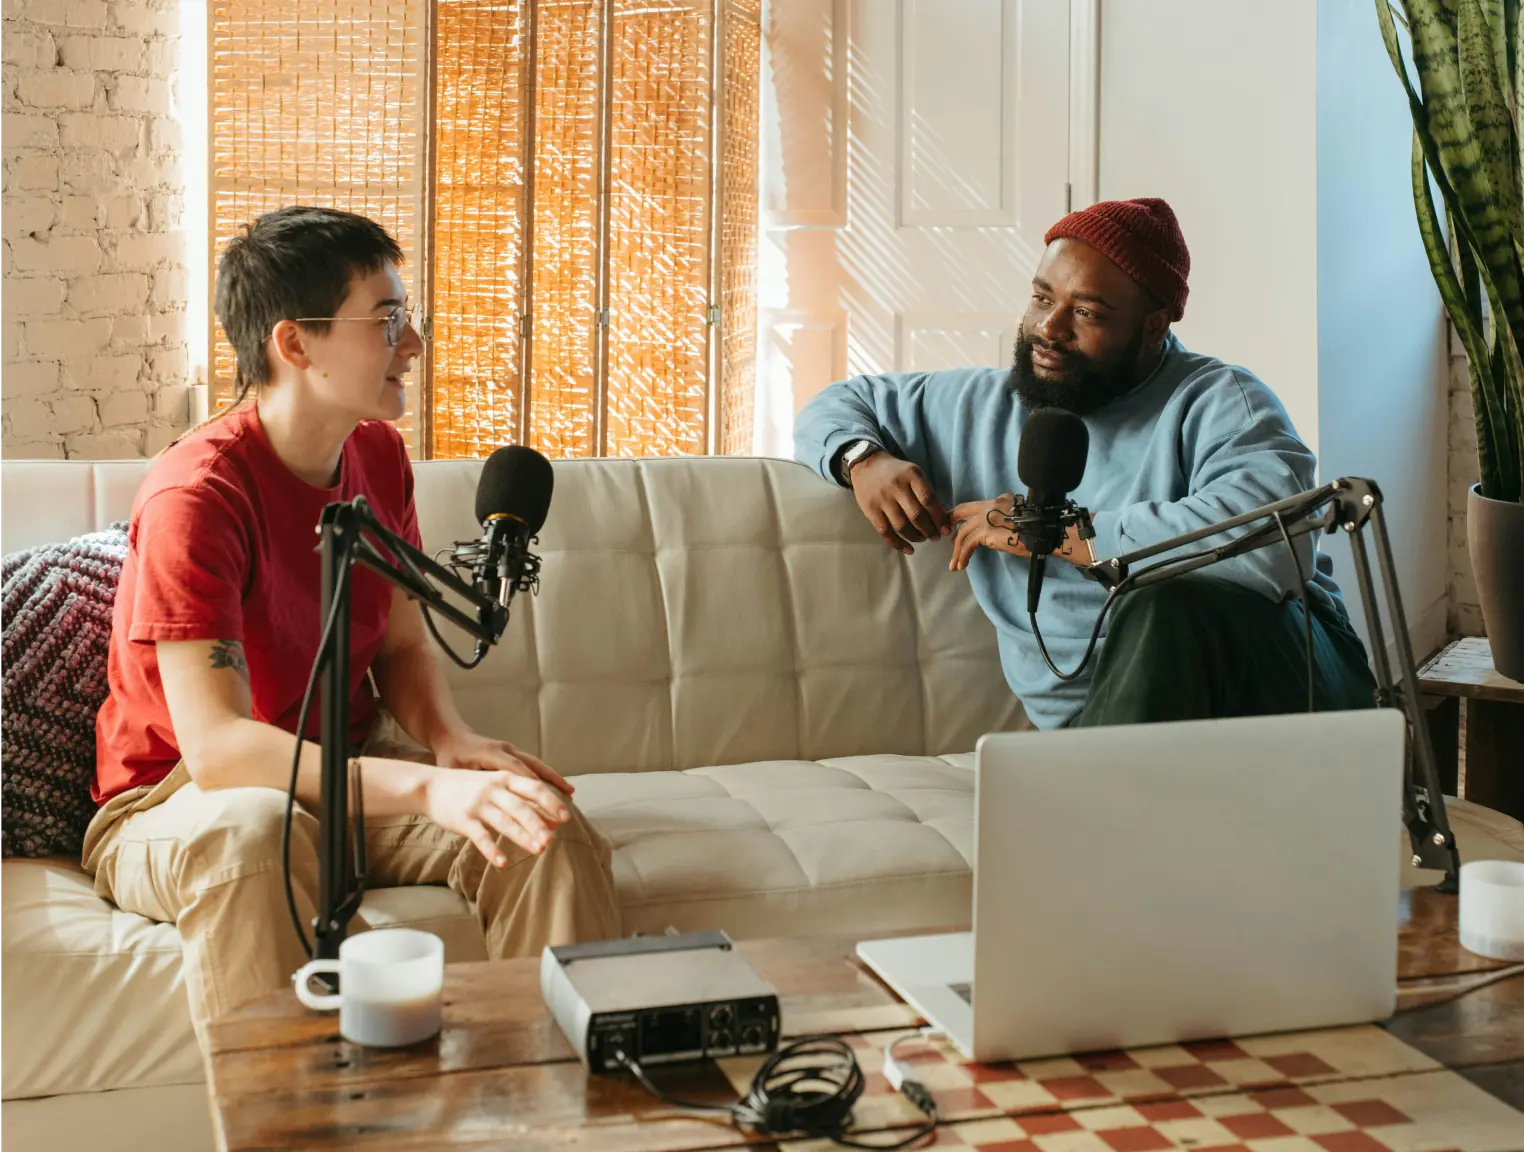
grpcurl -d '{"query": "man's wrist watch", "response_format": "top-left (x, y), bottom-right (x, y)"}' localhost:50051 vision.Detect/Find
top-left (838, 439), bottom-right (881, 486)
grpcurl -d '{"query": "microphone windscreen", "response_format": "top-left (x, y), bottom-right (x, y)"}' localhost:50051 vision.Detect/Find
top-left (1017, 408), bottom-right (1089, 497)
top-left (475, 445), bottom-right (554, 532)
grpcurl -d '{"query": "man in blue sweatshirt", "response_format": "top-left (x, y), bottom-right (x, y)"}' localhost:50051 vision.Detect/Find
top-left (794, 197), bottom-right (1376, 729)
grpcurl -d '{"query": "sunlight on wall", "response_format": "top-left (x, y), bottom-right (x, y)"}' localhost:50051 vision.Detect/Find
top-left (753, 226), bottom-right (792, 455)
top-left (179, 0), bottom-right (208, 392)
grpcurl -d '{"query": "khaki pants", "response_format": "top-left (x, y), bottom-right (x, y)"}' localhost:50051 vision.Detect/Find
top-left (81, 716), bottom-right (621, 1047)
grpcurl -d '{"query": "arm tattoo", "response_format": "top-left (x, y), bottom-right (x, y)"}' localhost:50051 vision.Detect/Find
top-left (209, 639), bottom-right (249, 680)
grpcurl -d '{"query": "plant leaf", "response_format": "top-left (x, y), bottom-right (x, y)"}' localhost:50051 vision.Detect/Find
top-left (1490, 335), bottom-right (1524, 501)
top-left (1478, 0), bottom-right (1512, 114)
top-left (1411, 1), bottom-right (1524, 447)
top-left (1516, 0), bottom-right (1523, 222)
top-left (1458, 0), bottom-right (1522, 244)
top-left (1474, 232), bottom-right (1524, 500)
top-left (1378, 0), bottom-right (1413, 82)
top-left (1457, 209), bottom-right (1486, 319)
top-left (1418, 136), bottom-right (1509, 496)
top-left (1380, 0), bottom-right (1524, 496)
top-left (1449, 200), bottom-right (1523, 501)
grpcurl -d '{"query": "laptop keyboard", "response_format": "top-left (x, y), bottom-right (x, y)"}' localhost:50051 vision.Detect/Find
top-left (949, 981), bottom-right (972, 1004)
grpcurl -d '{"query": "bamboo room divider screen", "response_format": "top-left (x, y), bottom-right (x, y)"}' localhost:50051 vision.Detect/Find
top-left (210, 0), bottom-right (761, 459)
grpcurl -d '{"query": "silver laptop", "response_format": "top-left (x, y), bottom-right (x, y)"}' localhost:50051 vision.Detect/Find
top-left (856, 711), bottom-right (1404, 1063)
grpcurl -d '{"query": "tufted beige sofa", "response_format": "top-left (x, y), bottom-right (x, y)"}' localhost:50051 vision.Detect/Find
top-left (1, 454), bottom-right (1029, 1151)
top-left (5, 455), bottom-right (1521, 1152)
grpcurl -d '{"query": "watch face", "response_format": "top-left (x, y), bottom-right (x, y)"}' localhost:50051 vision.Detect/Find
top-left (842, 443), bottom-right (869, 480)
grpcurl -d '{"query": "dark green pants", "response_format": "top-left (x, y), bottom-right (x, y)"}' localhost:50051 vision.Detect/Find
top-left (1072, 575), bottom-right (1378, 727)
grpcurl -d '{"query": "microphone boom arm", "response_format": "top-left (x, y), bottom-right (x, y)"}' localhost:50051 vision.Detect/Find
top-left (353, 508), bottom-right (511, 643)
top-left (1061, 477), bottom-right (1458, 891)
top-left (313, 497), bottom-right (511, 970)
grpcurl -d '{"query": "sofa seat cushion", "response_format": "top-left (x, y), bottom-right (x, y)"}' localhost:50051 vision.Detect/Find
top-left (0, 857), bottom-right (482, 1099)
top-left (1, 857), bottom-right (199, 1100)
top-left (574, 754), bottom-right (978, 939)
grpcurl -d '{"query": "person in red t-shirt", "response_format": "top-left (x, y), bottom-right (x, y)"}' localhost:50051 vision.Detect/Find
top-left (82, 207), bottom-right (620, 1046)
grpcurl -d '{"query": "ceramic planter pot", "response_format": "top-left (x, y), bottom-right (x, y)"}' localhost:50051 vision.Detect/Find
top-left (1467, 483), bottom-right (1524, 682)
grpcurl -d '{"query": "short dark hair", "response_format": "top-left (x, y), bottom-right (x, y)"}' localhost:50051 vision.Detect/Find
top-left (213, 206), bottom-right (404, 401)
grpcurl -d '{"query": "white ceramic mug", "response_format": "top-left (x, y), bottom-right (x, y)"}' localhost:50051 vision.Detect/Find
top-left (293, 928), bottom-right (445, 1047)
top-left (1459, 859), bottom-right (1524, 961)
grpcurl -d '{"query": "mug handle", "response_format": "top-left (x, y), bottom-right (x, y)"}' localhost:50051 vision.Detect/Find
top-left (293, 960), bottom-right (342, 1011)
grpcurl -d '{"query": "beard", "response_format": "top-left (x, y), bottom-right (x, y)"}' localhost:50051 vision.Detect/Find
top-left (1009, 324), bottom-right (1147, 415)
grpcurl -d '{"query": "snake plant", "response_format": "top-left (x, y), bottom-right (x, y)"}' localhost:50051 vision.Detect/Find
top-left (1378, 0), bottom-right (1524, 502)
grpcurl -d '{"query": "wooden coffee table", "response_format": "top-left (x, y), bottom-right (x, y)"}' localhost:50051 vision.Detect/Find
top-left (205, 889), bottom-right (1524, 1150)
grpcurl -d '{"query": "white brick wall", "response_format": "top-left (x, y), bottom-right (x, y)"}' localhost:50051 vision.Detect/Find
top-left (1447, 345), bottom-right (1486, 636)
top-left (2, 0), bottom-right (189, 460)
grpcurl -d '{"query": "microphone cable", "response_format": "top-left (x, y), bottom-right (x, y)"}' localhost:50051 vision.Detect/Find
top-left (417, 601), bottom-right (489, 669)
top-left (988, 501), bottom-right (1121, 684)
top-left (1026, 501), bottom-right (1317, 699)
top-left (1029, 583), bottom-right (1121, 683)
top-left (615, 1035), bottom-right (938, 1149)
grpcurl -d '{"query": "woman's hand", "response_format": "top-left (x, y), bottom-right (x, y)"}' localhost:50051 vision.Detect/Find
top-left (422, 766), bottom-right (572, 865)
top-left (424, 730), bottom-right (579, 864)
top-left (432, 729), bottom-right (574, 795)
top-left (948, 495), bottom-right (1025, 571)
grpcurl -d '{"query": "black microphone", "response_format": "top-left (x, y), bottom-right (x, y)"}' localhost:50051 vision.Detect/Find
top-left (452, 445), bottom-right (554, 611)
top-left (1015, 409), bottom-right (1089, 616)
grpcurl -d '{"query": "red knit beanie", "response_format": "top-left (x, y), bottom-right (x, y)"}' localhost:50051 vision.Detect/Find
top-left (1044, 197), bottom-right (1190, 321)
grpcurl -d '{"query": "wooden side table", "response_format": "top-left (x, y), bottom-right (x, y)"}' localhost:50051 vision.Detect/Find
top-left (1419, 636), bottom-right (1524, 822)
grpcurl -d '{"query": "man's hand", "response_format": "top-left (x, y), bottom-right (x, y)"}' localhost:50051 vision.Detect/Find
top-left (423, 766), bottom-right (572, 866)
top-left (432, 729), bottom-right (574, 796)
top-left (949, 495), bottom-right (1024, 571)
top-left (850, 452), bottom-right (952, 555)
top-left (948, 498), bottom-right (1097, 572)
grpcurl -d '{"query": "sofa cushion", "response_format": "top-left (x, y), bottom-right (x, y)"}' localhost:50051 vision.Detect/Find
top-left (573, 753), bottom-right (978, 938)
top-left (0, 856), bottom-right (201, 1099)
top-left (0, 857), bottom-right (483, 1099)
top-left (1, 523), bottom-right (129, 858)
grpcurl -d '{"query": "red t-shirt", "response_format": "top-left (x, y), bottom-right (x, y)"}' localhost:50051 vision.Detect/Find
top-left (93, 404), bottom-right (420, 805)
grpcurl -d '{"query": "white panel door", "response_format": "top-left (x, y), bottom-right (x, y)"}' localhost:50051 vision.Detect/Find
top-left (755, 0), bottom-right (1091, 456)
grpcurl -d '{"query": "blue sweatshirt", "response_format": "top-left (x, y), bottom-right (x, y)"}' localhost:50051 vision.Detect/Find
top-left (793, 333), bottom-right (1347, 728)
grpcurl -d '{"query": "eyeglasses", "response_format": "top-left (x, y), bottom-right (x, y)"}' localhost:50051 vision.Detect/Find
top-left (291, 303), bottom-right (426, 347)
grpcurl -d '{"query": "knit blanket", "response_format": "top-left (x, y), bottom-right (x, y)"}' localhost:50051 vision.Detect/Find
top-left (1, 523), bottom-right (128, 858)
